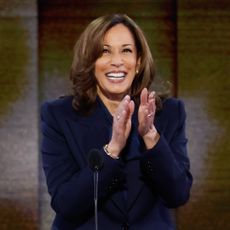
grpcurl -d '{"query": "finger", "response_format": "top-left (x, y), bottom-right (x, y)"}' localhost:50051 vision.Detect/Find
top-left (117, 100), bottom-right (135, 132)
top-left (118, 109), bottom-right (128, 128)
top-left (128, 100), bottom-right (135, 119)
top-left (115, 95), bottom-right (130, 121)
top-left (140, 88), bottom-right (148, 105)
top-left (123, 94), bottom-right (130, 103)
top-left (122, 99), bottom-right (134, 123)
top-left (147, 99), bottom-right (155, 119)
top-left (148, 92), bottom-right (156, 112)
top-left (148, 97), bottom-right (155, 114)
top-left (117, 95), bottom-right (130, 110)
top-left (120, 95), bottom-right (131, 114)
top-left (148, 91), bottom-right (155, 101)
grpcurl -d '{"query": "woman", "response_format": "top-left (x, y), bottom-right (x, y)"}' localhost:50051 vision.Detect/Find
top-left (41, 14), bottom-right (192, 230)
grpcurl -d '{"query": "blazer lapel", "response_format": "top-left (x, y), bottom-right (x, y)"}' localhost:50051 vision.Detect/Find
top-left (110, 190), bottom-right (127, 216)
top-left (66, 115), bottom-right (111, 166)
top-left (125, 160), bottom-right (145, 211)
top-left (125, 110), bottom-right (165, 211)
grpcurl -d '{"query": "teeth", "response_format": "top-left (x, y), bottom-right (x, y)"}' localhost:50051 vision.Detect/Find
top-left (107, 72), bottom-right (125, 78)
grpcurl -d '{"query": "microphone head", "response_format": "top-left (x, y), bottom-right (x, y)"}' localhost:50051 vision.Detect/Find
top-left (88, 149), bottom-right (104, 171)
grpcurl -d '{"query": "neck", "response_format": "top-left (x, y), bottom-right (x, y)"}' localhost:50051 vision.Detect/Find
top-left (97, 90), bottom-right (124, 115)
top-left (99, 94), bottom-right (122, 115)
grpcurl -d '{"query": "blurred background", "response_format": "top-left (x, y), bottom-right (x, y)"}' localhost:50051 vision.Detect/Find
top-left (0, 0), bottom-right (229, 229)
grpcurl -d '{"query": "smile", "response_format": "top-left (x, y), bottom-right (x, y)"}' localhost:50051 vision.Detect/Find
top-left (106, 72), bottom-right (126, 80)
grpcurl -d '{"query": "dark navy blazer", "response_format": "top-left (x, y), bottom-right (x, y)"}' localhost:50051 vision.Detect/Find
top-left (40, 96), bottom-right (192, 230)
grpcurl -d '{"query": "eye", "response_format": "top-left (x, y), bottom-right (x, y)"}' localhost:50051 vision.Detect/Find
top-left (122, 48), bottom-right (132, 53)
top-left (102, 48), bottom-right (110, 54)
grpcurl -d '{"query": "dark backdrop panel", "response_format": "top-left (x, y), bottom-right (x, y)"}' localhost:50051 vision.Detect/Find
top-left (0, 0), bottom-right (38, 229)
top-left (177, 1), bottom-right (230, 229)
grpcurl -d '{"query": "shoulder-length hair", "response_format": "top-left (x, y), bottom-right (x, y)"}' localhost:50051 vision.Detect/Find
top-left (70, 14), bottom-right (161, 113)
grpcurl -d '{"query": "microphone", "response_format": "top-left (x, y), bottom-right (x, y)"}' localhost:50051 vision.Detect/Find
top-left (88, 149), bottom-right (104, 171)
top-left (88, 149), bottom-right (104, 230)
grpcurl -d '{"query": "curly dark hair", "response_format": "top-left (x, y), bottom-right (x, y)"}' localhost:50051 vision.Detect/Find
top-left (70, 14), bottom-right (162, 113)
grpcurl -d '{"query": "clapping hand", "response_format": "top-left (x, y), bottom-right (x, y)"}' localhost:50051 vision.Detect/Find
top-left (108, 88), bottom-right (159, 158)
top-left (138, 88), bottom-right (155, 136)
top-left (138, 88), bottom-right (159, 149)
top-left (107, 95), bottom-right (135, 158)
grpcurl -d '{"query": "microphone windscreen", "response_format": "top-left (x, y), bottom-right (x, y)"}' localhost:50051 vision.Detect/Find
top-left (88, 149), bottom-right (104, 171)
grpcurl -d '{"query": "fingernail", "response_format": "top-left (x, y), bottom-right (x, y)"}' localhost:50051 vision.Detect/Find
top-left (149, 91), bottom-right (155, 98)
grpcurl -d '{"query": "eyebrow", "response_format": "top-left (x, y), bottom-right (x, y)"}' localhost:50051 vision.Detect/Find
top-left (103, 44), bottom-right (134, 47)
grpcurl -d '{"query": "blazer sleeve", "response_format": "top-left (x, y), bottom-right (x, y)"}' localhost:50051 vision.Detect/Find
top-left (140, 99), bottom-right (193, 208)
top-left (40, 101), bottom-right (125, 221)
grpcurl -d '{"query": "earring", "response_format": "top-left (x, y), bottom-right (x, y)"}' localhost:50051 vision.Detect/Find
top-left (136, 69), bottom-right (139, 75)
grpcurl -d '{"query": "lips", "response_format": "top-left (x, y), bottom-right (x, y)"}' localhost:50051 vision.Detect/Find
top-left (106, 71), bottom-right (126, 80)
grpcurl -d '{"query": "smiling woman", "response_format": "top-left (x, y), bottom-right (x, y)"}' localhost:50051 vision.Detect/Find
top-left (70, 14), bottom-right (155, 113)
top-left (40, 14), bottom-right (192, 230)
top-left (95, 24), bottom-right (139, 105)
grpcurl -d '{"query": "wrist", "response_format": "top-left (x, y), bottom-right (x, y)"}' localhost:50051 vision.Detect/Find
top-left (103, 144), bottom-right (120, 159)
top-left (142, 128), bottom-right (160, 149)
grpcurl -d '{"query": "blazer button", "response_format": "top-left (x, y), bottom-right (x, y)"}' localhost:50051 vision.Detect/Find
top-left (122, 222), bottom-right (129, 230)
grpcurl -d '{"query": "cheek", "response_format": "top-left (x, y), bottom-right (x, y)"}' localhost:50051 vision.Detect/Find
top-left (95, 58), bottom-right (107, 75)
top-left (126, 57), bottom-right (138, 69)
top-left (94, 62), bottom-right (102, 79)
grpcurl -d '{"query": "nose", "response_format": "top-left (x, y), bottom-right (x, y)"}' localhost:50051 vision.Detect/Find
top-left (110, 53), bottom-right (124, 67)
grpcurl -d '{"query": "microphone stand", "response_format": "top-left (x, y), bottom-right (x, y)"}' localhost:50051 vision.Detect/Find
top-left (94, 168), bottom-right (99, 230)
top-left (88, 149), bottom-right (103, 230)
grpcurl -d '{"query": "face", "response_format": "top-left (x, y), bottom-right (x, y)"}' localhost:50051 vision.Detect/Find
top-left (94, 23), bottom-right (140, 101)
